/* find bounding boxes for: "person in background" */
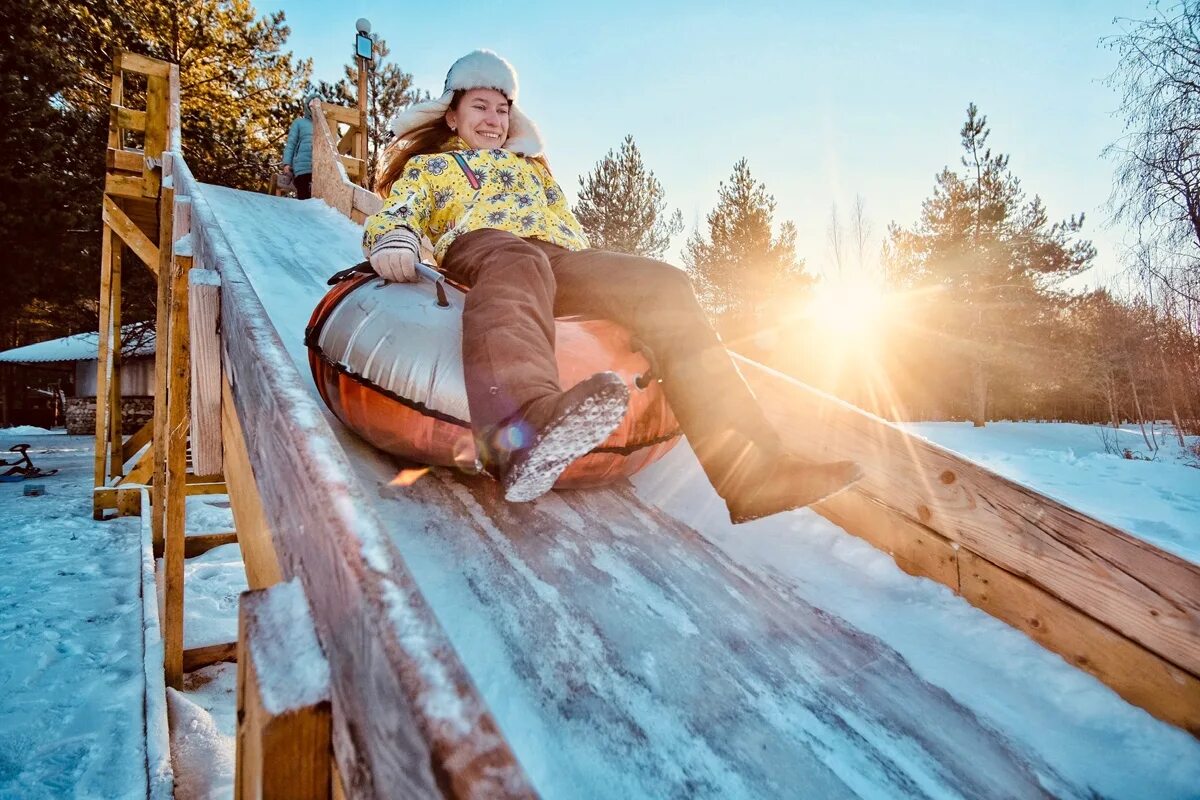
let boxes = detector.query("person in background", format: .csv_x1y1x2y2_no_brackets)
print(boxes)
282,93,316,199
362,50,863,521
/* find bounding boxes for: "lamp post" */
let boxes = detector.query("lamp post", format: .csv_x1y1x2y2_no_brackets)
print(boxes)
354,18,374,187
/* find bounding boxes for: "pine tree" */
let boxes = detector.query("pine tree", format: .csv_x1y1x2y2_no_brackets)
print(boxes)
682,159,809,328
0,0,110,346
573,135,683,258
57,0,313,190
884,104,1095,425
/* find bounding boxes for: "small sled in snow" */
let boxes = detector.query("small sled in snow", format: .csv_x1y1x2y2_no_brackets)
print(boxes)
306,261,681,487
0,444,59,482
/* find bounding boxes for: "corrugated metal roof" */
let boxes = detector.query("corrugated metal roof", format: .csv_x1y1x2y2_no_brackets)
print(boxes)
0,325,156,363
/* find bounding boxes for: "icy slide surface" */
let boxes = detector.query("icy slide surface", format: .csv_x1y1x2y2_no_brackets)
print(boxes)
198,184,1200,799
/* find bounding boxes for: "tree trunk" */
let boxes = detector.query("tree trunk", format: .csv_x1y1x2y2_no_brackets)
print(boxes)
971,356,987,427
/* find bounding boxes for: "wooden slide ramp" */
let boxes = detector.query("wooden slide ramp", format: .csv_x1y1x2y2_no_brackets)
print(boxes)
194,181,1090,798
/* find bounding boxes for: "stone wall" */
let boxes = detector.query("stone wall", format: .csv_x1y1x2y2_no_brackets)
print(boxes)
66,396,154,436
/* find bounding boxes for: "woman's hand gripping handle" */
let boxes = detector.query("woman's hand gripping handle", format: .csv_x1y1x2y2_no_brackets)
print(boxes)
369,228,421,283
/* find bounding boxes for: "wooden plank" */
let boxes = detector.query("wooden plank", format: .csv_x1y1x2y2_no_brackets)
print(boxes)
111,104,147,132
122,418,154,465
107,147,144,173
741,358,1200,676
151,188,174,552
92,224,115,518
118,197,159,243
108,236,123,482
183,641,238,672
118,50,171,78
108,53,123,149
336,127,356,155
105,174,146,200
351,186,382,219
321,104,360,127
143,75,168,197
235,581,331,800
102,196,159,272
340,155,363,180
162,181,186,690
185,531,238,558
310,108,354,218
221,378,282,591
173,156,531,798
186,481,228,496
816,488,961,589
119,445,155,487
959,550,1200,736
189,268,223,477
167,64,181,152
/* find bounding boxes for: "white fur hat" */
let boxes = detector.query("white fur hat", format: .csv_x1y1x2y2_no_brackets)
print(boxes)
387,50,544,156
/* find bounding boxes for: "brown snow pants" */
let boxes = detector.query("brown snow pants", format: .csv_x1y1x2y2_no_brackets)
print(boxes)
440,229,781,476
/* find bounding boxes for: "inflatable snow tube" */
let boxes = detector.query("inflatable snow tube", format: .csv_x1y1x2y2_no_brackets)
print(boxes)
305,269,681,488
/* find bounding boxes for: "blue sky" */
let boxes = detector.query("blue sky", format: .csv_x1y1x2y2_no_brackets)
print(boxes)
276,0,1145,288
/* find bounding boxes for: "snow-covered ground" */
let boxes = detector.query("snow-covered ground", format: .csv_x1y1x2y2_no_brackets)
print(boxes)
1,423,1197,798
0,432,241,799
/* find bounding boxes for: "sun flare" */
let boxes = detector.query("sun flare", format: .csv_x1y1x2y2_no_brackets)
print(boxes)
804,276,894,343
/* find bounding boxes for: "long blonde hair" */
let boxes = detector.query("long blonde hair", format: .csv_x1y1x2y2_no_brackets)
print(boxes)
376,90,551,197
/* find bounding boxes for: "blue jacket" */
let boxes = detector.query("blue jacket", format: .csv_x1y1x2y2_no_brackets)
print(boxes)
282,115,313,177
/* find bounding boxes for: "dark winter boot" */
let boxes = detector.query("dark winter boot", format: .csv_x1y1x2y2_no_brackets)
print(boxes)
659,344,863,524
495,371,630,502
720,448,863,524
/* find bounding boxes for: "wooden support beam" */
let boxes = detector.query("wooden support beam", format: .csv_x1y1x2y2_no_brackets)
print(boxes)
222,378,282,591
163,181,188,690
189,268,223,477
92,224,116,518
185,531,238,558
340,155,363,180
235,580,332,800
185,481,228,496
108,235,123,483
122,418,154,466
959,550,1200,736
336,128,355,155
143,75,168,197
321,104,360,127
183,641,238,672
118,50,171,78
151,189,174,553
107,147,145,173
105,174,147,200
120,442,154,486
110,104,147,133
102,196,159,272
108,53,123,150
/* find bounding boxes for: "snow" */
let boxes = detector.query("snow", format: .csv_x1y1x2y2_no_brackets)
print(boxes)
245,579,329,716
0,425,60,436
0,434,146,799
189,267,220,287
166,688,234,800
630,439,1200,800
901,421,1200,564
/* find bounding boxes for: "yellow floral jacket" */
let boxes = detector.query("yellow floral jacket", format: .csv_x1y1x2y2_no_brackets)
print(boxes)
362,137,588,263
